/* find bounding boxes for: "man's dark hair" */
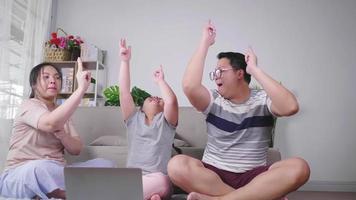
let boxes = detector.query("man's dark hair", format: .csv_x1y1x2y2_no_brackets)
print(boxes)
217,52,251,84
29,62,62,98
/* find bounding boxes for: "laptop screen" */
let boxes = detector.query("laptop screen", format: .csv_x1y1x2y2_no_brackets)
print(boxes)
64,167,143,200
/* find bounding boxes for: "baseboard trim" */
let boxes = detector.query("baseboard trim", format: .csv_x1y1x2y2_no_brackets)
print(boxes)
299,181,356,192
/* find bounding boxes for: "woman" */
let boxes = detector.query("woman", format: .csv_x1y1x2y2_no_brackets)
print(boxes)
119,39,178,200
0,58,115,199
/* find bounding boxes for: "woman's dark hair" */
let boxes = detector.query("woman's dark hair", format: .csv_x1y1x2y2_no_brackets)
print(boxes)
29,63,62,98
217,52,251,84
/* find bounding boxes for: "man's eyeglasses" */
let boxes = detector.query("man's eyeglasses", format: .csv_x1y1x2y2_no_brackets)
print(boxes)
209,68,234,81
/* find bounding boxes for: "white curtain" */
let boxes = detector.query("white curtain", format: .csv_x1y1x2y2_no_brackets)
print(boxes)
0,0,12,82
0,0,52,170
0,0,52,119
22,0,53,94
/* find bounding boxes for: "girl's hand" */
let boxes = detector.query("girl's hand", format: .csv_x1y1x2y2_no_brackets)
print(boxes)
153,65,165,83
120,38,131,62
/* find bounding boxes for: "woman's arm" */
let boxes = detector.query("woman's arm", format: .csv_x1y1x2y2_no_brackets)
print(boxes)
54,122,83,155
37,58,91,132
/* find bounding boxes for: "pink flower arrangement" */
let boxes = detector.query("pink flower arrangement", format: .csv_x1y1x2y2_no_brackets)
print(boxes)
46,31,84,50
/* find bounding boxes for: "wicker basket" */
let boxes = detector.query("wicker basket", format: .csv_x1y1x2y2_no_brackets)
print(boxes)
44,28,72,62
44,47,71,62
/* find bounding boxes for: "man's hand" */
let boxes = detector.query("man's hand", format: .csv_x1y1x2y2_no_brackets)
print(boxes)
245,47,258,75
201,20,216,47
153,65,165,84
76,57,91,92
120,38,131,62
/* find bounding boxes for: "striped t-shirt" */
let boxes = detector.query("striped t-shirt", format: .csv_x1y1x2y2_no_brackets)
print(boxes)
202,89,275,173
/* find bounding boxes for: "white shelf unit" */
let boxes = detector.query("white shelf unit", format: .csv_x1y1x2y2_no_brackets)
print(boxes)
50,60,107,106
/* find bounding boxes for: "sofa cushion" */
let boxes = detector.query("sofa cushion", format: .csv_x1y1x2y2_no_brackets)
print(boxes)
65,146,129,167
89,135,127,146
173,139,190,147
90,135,190,148
266,148,281,165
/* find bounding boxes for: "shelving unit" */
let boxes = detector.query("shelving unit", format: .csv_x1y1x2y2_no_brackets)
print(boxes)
50,60,107,106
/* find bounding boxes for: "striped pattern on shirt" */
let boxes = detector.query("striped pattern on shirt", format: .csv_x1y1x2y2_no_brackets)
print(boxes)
202,89,275,173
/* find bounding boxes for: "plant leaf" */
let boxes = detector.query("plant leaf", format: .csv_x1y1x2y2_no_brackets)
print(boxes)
102,85,151,107
131,86,151,106
103,85,120,106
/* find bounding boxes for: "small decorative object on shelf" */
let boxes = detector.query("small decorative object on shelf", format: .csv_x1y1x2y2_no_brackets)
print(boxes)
60,67,74,93
80,43,105,63
45,43,106,107
46,45,106,107
44,28,83,62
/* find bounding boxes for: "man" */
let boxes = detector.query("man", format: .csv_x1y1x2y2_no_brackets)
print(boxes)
167,21,310,200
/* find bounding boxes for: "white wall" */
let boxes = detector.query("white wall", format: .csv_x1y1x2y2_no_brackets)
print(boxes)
55,0,356,190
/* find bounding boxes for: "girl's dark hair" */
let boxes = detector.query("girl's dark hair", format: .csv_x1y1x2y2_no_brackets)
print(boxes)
29,63,62,98
217,52,251,84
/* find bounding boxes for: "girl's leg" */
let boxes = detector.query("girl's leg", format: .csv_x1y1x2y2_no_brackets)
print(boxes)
142,172,172,200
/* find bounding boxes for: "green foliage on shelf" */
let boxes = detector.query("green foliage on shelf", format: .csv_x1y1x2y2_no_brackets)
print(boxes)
103,85,120,106
103,85,151,107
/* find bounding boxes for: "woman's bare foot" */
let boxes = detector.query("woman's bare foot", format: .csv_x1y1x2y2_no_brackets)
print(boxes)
47,188,66,199
150,194,161,200
187,192,219,200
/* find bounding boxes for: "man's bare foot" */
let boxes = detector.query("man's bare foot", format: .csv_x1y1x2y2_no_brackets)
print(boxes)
150,194,161,200
187,192,218,200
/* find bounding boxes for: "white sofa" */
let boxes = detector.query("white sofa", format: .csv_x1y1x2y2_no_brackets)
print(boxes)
0,106,281,198
64,107,211,165
64,107,281,165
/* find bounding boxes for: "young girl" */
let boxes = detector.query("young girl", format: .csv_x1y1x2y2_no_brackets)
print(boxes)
0,58,115,199
119,39,178,200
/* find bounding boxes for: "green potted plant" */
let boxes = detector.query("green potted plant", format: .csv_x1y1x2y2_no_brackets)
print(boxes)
130,86,151,107
103,85,120,106
103,85,151,106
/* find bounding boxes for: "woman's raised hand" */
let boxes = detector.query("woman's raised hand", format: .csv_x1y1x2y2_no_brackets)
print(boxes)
76,57,91,92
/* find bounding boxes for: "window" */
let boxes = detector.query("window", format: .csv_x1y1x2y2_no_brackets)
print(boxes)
0,0,52,119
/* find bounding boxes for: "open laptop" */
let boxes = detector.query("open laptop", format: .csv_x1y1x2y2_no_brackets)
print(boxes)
64,167,143,200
